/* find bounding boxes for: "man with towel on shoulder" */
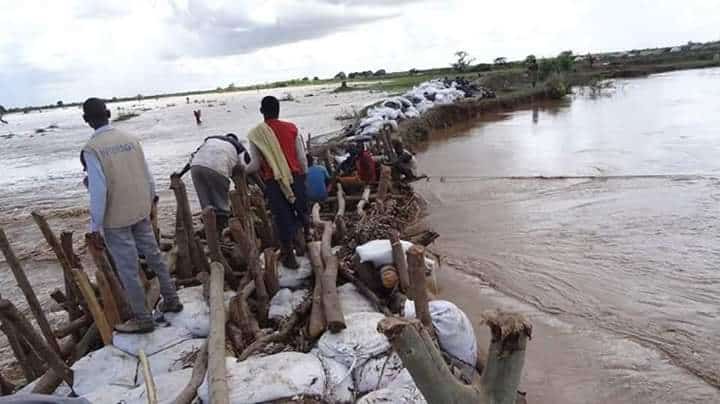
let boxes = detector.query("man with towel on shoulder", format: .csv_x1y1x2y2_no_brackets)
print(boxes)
242,96,308,269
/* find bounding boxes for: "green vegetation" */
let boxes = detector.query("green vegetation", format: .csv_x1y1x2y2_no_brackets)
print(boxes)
452,51,475,72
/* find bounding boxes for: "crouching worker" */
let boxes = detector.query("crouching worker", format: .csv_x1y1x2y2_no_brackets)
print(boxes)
242,96,308,269
81,98,182,334
392,139,424,182
306,155,331,204
176,133,247,233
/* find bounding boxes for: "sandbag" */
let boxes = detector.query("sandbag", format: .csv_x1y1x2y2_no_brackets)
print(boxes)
269,288,310,320
72,346,138,396
0,395,90,404
311,349,354,403
352,352,405,394
198,353,325,403
338,283,377,315
80,385,134,403
356,369,427,404
404,299,477,366
317,312,390,369
144,338,205,379
165,299,209,337
113,324,192,356
355,240,412,267
119,368,193,404
278,256,313,289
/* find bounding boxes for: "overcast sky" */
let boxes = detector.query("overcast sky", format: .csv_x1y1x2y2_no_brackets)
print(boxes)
2,0,718,107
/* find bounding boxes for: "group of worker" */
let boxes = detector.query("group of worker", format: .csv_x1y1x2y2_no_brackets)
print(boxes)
79,96,418,334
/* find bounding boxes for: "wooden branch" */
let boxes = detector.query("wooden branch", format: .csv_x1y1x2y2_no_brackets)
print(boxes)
208,262,229,404
0,372,14,396
170,174,209,276
390,231,411,296
230,166,257,246
54,315,91,339
173,200,193,280
320,222,345,333
1,318,39,382
0,228,62,355
94,270,121,328
86,234,132,322
336,184,346,217
0,300,73,387
30,371,62,395
59,232,85,341
378,313,531,404
377,165,392,202
139,349,159,404
73,270,112,345
229,218,268,324
251,193,276,248
263,248,280,297
238,297,312,361
407,245,433,332
334,184,347,242
30,212,80,305
229,282,260,340
71,324,99,363
356,186,372,217
307,242,326,338
172,341,209,404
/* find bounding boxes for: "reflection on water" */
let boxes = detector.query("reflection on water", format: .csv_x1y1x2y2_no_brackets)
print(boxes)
417,68,720,403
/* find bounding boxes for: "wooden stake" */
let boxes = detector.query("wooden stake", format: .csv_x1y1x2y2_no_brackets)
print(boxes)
334,184,347,242
390,231,411,296
139,349,159,404
377,165,392,202
170,174,209,275
208,262,229,404
173,200,193,280
307,242,326,338
378,313,531,404
263,248,280,297
202,207,238,290
0,300,73,387
86,234,132,322
30,212,80,302
73,270,113,345
0,228,62,355
229,218,268,324
0,318,38,382
54,315,91,339
320,222,346,333
357,186,371,217
94,270,121,328
172,341,209,404
406,245,433,332
59,232,86,340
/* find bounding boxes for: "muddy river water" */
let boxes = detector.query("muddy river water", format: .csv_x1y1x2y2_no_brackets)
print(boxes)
1,69,719,402
416,68,720,403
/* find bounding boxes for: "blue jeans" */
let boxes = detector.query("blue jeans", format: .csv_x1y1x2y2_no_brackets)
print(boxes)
266,174,308,244
104,217,178,321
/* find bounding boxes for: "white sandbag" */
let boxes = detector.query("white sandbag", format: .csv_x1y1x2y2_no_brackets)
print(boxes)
164,299,209,338
311,349,354,403
72,346,138,396
404,300,477,366
176,285,203,303
113,325,192,356
81,385,134,404
119,368,193,404
144,338,205,379
198,353,325,403
355,240,412,267
352,352,405,394
357,369,427,404
269,288,310,320
338,283,377,315
317,312,390,369
278,256,313,289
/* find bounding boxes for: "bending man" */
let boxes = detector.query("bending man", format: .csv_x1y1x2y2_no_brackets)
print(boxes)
81,98,182,334
242,96,308,269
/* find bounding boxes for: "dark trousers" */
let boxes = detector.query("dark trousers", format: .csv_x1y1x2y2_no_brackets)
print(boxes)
266,174,308,244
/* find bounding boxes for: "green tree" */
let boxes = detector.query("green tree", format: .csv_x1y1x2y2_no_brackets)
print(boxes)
452,51,476,72
557,50,575,72
494,57,508,65
56,100,63,107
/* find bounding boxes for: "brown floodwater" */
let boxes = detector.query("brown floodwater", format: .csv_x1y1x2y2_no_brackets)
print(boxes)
417,68,720,403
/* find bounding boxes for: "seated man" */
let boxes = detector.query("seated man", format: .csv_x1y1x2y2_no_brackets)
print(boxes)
392,139,420,181
306,155,331,204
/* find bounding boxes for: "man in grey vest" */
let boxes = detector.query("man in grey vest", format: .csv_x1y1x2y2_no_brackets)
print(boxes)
81,98,182,333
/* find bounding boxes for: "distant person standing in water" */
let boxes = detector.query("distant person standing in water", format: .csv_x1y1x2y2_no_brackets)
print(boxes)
193,109,202,125
81,98,182,333
176,133,247,233
242,96,308,269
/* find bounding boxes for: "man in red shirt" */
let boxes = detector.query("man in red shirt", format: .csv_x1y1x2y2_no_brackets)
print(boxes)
243,96,308,268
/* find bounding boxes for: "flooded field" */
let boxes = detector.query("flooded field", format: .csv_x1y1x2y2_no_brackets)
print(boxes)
416,68,720,403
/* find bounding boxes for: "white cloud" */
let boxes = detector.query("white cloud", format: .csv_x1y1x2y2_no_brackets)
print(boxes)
1,0,719,107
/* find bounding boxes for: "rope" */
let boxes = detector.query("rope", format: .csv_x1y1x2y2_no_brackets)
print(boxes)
428,174,717,183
